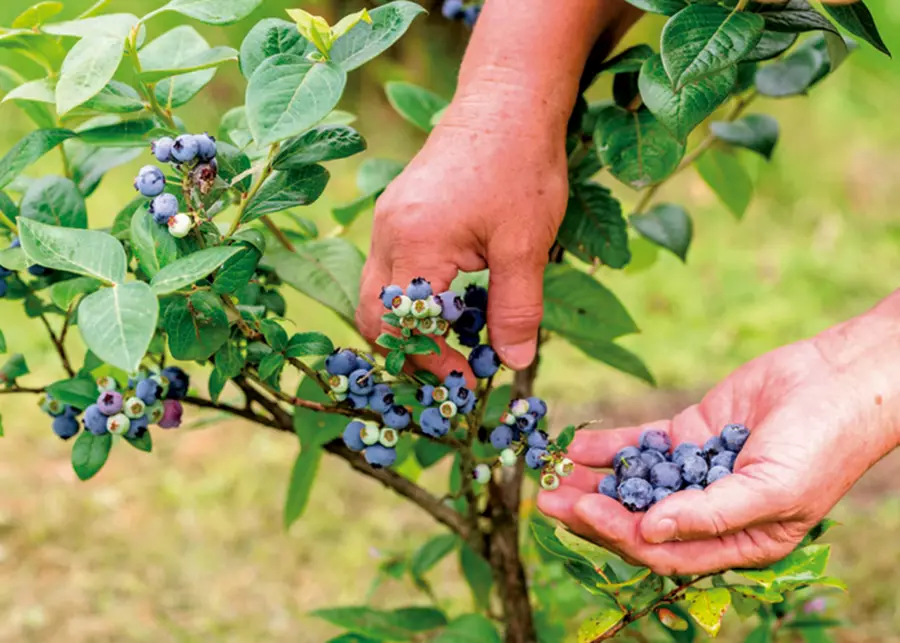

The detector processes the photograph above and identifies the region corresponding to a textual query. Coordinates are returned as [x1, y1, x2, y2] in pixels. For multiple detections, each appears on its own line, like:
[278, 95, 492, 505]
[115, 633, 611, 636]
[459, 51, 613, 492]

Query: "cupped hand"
[356, 94, 569, 381]
[538, 312, 900, 575]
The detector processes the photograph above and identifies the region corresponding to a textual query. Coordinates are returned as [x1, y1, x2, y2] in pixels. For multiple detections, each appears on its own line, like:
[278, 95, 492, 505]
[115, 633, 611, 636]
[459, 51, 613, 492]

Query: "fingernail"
[647, 518, 678, 544]
[497, 340, 537, 370]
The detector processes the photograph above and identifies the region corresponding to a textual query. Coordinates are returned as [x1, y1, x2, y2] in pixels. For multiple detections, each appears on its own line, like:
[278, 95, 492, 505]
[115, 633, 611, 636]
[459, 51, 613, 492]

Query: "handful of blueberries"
[598, 423, 750, 512]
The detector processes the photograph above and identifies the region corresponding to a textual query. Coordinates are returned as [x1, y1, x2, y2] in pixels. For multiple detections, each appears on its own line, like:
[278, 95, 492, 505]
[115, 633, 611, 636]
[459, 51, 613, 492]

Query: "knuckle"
[735, 532, 781, 569]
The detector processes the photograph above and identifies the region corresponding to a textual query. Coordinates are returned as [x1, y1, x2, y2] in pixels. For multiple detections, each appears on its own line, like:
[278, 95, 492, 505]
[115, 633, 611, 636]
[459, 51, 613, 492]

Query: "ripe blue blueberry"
[527, 430, 549, 450]
[649, 462, 682, 490]
[436, 291, 465, 322]
[525, 397, 548, 420]
[639, 429, 671, 454]
[469, 344, 500, 379]
[490, 425, 514, 449]
[456, 331, 480, 348]
[348, 368, 374, 396]
[97, 390, 123, 415]
[126, 414, 150, 439]
[672, 442, 702, 467]
[710, 450, 737, 471]
[444, 371, 467, 390]
[420, 406, 450, 438]
[133, 379, 160, 406]
[598, 474, 618, 500]
[347, 393, 369, 410]
[161, 366, 189, 400]
[463, 284, 488, 312]
[325, 349, 358, 376]
[151, 137, 174, 163]
[681, 455, 709, 485]
[459, 394, 476, 415]
[441, 0, 465, 19]
[171, 134, 200, 163]
[463, 4, 481, 27]
[525, 447, 548, 470]
[357, 353, 374, 370]
[702, 435, 727, 459]
[368, 384, 394, 414]
[613, 446, 642, 473]
[83, 404, 108, 435]
[618, 478, 653, 512]
[195, 133, 217, 161]
[52, 414, 80, 440]
[449, 385, 472, 408]
[416, 385, 435, 405]
[516, 414, 537, 434]
[640, 450, 666, 467]
[134, 165, 166, 197]
[618, 458, 650, 481]
[454, 308, 486, 336]
[684, 484, 705, 491]
[150, 193, 178, 224]
[27, 264, 51, 277]
[652, 487, 674, 505]
[380, 284, 403, 309]
[383, 404, 411, 430]
[364, 444, 397, 469]
[721, 423, 750, 452]
[342, 421, 366, 452]
[406, 277, 433, 300]
[707, 465, 731, 485]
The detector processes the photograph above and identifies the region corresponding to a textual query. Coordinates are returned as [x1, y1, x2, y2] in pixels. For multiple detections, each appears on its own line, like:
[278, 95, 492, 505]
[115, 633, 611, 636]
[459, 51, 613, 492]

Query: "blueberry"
[342, 421, 366, 451]
[161, 366, 189, 400]
[618, 478, 653, 512]
[158, 399, 183, 429]
[652, 487, 674, 505]
[355, 354, 373, 371]
[0, 279, 6, 298]
[52, 414, 80, 440]
[454, 308, 486, 336]
[364, 444, 397, 468]
[525, 447, 548, 470]
[420, 406, 450, 438]
[27, 264, 51, 277]
[462, 4, 481, 27]
[416, 385, 435, 405]
[598, 474, 618, 499]
[681, 455, 709, 485]
[147, 401, 165, 425]
[672, 442, 702, 467]
[527, 430, 549, 449]
[171, 134, 200, 163]
[406, 277, 433, 301]
[490, 425, 514, 449]
[710, 450, 737, 471]
[444, 371, 467, 390]
[516, 414, 537, 434]
[639, 429, 671, 454]
[126, 415, 150, 439]
[134, 165, 166, 197]
[97, 390, 123, 415]
[456, 331, 480, 348]
[195, 133, 217, 161]
[721, 423, 750, 452]
[449, 385, 472, 408]
[649, 462, 682, 490]
[441, 0, 465, 19]
[555, 458, 575, 477]
[707, 465, 731, 485]
[347, 393, 369, 410]
[151, 137, 175, 163]
[83, 404, 108, 435]
[432, 386, 450, 403]
[0, 264, 11, 278]
[458, 393, 476, 415]
[540, 472, 561, 491]
[325, 349, 358, 376]
[613, 446, 641, 473]
[436, 291, 464, 322]
[702, 435, 727, 459]
[383, 404, 411, 430]
[640, 449, 666, 467]
[526, 397, 548, 420]
[368, 384, 394, 414]
[618, 457, 650, 481]
[469, 344, 500, 379]
[462, 284, 488, 312]
[684, 484, 705, 491]
[150, 193, 178, 224]
[348, 368, 374, 396]
[380, 285, 403, 309]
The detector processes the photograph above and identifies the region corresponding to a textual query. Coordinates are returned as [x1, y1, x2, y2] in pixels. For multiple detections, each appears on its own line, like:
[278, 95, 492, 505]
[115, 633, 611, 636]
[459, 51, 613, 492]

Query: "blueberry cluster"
[39, 394, 83, 440]
[134, 133, 219, 239]
[490, 396, 574, 491]
[78, 366, 190, 440]
[597, 424, 750, 512]
[326, 348, 412, 426]
[341, 419, 401, 468]
[441, 0, 481, 27]
[417, 371, 477, 437]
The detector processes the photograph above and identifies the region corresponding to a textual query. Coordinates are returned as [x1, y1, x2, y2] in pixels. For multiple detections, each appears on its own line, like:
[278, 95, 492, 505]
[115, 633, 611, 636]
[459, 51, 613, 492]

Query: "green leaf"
[802, 518, 839, 545]
[0, 129, 76, 192]
[216, 142, 252, 192]
[139, 26, 220, 109]
[311, 606, 430, 641]
[404, 334, 440, 356]
[594, 105, 685, 189]
[710, 114, 779, 160]
[0, 330, 5, 354]
[69, 146, 142, 196]
[385, 349, 406, 375]
[730, 584, 784, 603]
[214, 342, 244, 380]
[75, 119, 160, 150]
[241, 165, 330, 221]
[330, 1, 427, 71]
[557, 183, 629, 268]
[246, 55, 347, 147]
[332, 194, 375, 226]
[746, 31, 799, 62]
[139, 46, 237, 83]
[267, 238, 363, 322]
[598, 44, 655, 74]
[47, 375, 97, 410]
[2, 77, 55, 104]
[155, 0, 264, 25]
[82, 81, 145, 113]
[71, 431, 112, 481]
[258, 351, 285, 381]
[661, 5, 764, 89]
[376, 333, 404, 351]
[631, 203, 692, 261]
[569, 337, 655, 385]
[0, 354, 29, 385]
[150, 246, 241, 295]
[434, 614, 501, 643]
[542, 264, 638, 342]
[756, 0, 838, 35]
[0, 66, 55, 129]
[125, 429, 153, 452]
[695, 146, 754, 219]
[738, 544, 830, 589]
[754, 45, 823, 97]
[357, 158, 406, 194]
[411, 533, 458, 581]
[556, 425, 576, 450]
[260, 319, 288, 351]
[385, 82, 449, 132]
[293, 363, 345, 448]
[19, 219, 126, 284]
[274, 125, 366, 169]
[77, 282, 157, 372]
[639, 53, 736, 141]
[131, 207, 178, 278]
[389, 607, 447, 633]
[13, 2, 64, 29]
[238, 18, 314, 79]
[43, 14, 136, 38]
[824, 1, 890, 56]
[161, 291, 229, 361]
[285, 332, 335, 358]
[622, 0, 685, 15]
[211, 244, 260, 295]
[684, 587, 731, 636]
[20, 176, 87, 229]
[530, 517, 592, 565]
[576, 597, 626, 642]
[459, 543, 493, 608]
[414, 438, 452, 468]
[56, 35, 125, 115]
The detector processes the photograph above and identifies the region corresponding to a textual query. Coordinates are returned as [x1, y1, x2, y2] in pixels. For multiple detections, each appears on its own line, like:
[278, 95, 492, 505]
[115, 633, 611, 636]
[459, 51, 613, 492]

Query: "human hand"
[538, 307, 900, 575]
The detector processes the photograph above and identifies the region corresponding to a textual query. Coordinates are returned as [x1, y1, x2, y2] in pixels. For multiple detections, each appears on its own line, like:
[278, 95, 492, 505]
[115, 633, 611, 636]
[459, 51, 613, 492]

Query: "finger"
[357, 248, 393, 343]
[485, 237, 547, 370]
[536, 485, 598, 536]
[567, 425, 658, 467]
[559, 464, 607, 493]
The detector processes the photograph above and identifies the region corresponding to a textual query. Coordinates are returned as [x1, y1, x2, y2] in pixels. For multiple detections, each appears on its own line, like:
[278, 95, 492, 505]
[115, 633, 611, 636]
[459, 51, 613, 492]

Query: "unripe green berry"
[540, 472, 560, 491]
[411, 298, 430, 319]
[510, 399, 530, 417]
[379, 427, 399, 448]
[500, 411, 517, 426]
[425, 295, 442, 317]
[147, 401, 165, 424]
[45, 398, 65, 417]
[329, 374, 349, 394]
[96, 376, 118, 392]
[555, 458, 575, 477]
[439, 401, 457, 418]
[400, 315, 418, 330]
[107, 413, 131, 436]
[360, 422, 380, 446]
[432, 386, 449, 403]
[499, 448, 517, 467]
[392, 294, 412, 317]
[473, 463, 491, 484]
[418, 317, 436, 335]
[434, 319, 450, 336]
[332, 391, 348, 402]
[124, 396, 146, 419]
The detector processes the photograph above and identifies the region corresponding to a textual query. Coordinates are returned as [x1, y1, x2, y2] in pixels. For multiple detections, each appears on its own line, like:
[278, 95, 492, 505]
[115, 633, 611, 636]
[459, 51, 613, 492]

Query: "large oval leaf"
[150, 246, 242, 295]
[156, 0, 264, 25]
[710, 113, 779, 159]
[71, 431, 112, 481]
[241, 165, 330, 222]
[0, 128, 76, 191]
[557, 182, 630, 268]
[238, 18, 314, 79]
[161, 290, 230, 361]
[329, 1, 426, 71]
[273, 125, 366, 169]
[19, 218, 127, 284]
[139, 26, 219, 109]
[78, 281, 159, 372]
[20, 175, 87, 228]
[631, 203, 692, 262]
[130, 207, 177, 277]
[56, 35, 125, 115]
[824, 1, 889, 56]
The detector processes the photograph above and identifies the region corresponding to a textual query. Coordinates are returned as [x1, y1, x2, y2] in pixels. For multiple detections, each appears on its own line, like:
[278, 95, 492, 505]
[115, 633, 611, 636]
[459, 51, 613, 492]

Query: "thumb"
[486, 241, 547, 370]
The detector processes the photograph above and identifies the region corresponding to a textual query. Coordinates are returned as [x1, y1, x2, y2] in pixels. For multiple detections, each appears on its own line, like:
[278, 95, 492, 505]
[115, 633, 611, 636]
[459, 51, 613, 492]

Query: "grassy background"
[1, 0, 900, 640]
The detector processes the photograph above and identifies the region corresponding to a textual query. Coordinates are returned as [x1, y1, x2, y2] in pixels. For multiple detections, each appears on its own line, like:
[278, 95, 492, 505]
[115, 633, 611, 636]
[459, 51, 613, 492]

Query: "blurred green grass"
[1, 0, 900, 640]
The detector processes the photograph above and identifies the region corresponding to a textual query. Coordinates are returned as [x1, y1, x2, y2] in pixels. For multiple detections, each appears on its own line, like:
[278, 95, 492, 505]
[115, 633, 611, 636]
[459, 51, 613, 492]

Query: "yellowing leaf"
[684, 587, 731, 637]
[657, 607, 689, 631]
[331, 9, 372, 40]
[286, 8, 332, 53]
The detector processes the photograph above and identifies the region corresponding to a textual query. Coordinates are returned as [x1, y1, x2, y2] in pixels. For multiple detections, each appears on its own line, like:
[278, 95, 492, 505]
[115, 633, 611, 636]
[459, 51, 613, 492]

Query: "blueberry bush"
[0, 0, 888, 640]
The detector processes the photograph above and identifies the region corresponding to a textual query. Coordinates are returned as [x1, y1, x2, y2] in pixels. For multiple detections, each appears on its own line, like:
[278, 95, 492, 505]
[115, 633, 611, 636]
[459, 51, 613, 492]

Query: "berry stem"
[14, 275, 74, 377]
